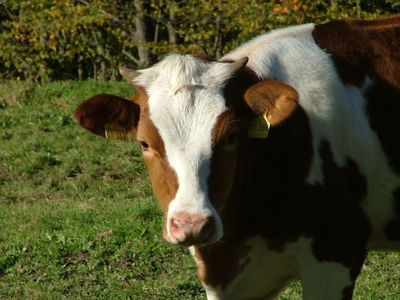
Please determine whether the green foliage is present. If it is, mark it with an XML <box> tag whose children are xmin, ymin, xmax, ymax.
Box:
<box><xmin>0</xmin><ymin>0</ymin><xmax>129</xmax><ymax>81</ymax></box>
<box><xmin>0</xmin><ymin>0</ymin><xmax>398</xmax><ymax>81</ymax></box>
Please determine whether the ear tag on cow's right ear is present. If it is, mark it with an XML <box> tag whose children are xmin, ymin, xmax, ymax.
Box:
<box><xmin>105</xmin><ymin>123</ymin><xmax>134</xmax><ymax>141</ymax></box>
<box><xmin>248</xmin><ymin>111</ymin><xmax>270</xmax><ymax>139</ymax></box>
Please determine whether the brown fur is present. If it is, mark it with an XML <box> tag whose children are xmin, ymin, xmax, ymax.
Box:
<box><xmin>312</xmin><ymin>15</ymin><xmax>400</xmax><ymax>88</ymax></box>
<box><xmin>75</xmin><ymin>94</ymin><xmax>140</xmax><ymax>136</ymax></box>
<box><xmin>208</xmin><ymin>109</ymin><xmax>240</xmax><ymax>211</ymax></box>
<box><xmin>195</xmin><ymin>240</ymin><xmax>252</xmax><ymax>289</ymax></box>
<box><xmin>244</xmin><ymin>80</ymin><xmax>299</xmax><ymax>126</ymax></box>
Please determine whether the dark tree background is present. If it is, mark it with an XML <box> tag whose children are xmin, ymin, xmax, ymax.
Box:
<box><xmin>0</xmin><ymin>0</ymin><xmax>398</xmax><ymax>82</ymax></box>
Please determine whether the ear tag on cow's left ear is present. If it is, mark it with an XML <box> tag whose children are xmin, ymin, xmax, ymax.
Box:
<box><xmin>248</xmin><ymin>111</ymin><xmax>270</xmax><ymax>139</ymax></box>
<box><xmin>105</xmin><ymin>123</ymin><xmax>134</xmax><ymax>141</ymax></box>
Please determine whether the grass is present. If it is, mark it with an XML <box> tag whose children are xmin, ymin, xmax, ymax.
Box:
<box><xmin>1</xmin><ymin>80</ymin><xmax>399</xmax><ymax>299</ymax></box>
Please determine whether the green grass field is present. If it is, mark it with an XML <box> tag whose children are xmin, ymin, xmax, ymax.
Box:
<box><xmin>1</xmin><ymin>80</ymin><xmax>399</xmax><ymax>299</ymax></box>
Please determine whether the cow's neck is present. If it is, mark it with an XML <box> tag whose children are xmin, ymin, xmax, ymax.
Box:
<box><xmin>193</xmin><ymin>104</ymin><xmax>313</xmax><ymax>288</ymax></box>
<box><xmin>230</xmin><ymin>104</ymin><xmax>313</xmax><ymax>241</ymax></box>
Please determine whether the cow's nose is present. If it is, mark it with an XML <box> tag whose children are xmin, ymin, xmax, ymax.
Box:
<box><xmin>169</xmin><ymin>213</ymin><xmax>216</xmax><ymax>245</ymax></box>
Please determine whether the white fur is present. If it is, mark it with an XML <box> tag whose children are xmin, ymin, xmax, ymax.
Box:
<box><xmin>134</xmin><ymin>55</ymin><xmax>238</xmax><ymax>243</ymax></box>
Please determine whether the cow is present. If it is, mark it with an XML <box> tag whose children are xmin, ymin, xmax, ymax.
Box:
<box><xmin>75</xmin><ymin>15</ymin><xmax>400</xmax><ymax>300</ymax></box>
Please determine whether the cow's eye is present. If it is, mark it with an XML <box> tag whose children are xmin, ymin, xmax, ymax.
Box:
<box><xmin>227</xmin><ymin>133</ymin><xmax>238</xmax><ymax>145</ymax></box>
<box><xmin>139</xmin><ymin>141</ymin><xmax>149</xmax><ymax>150</ymax></box>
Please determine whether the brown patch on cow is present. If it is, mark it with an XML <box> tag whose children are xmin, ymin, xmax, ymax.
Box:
<box><xmin>350</xmin><ymin>14</ymin><xmax>400</xmax><ymax>27</ymax></box>
<box><xmin>312</xmin><ymin>16</ymin><xmax>400</xmax><ymax>89</ymax></box>
<box><xmin>211</xmin><ymin>109</ymin><xmax>238</xmax><ymax>145</ymax></box>
<box><xmin>75</xmin><ymin>94</ymin><xmax>140</xmax><ymax>137</ymax></box>
<box><xmin>140</xmin><ymin>119</ymin><xmax>179</xmax><ymax>215</ymax></box>
<box><xmin>194</xmin><ymin>239</ymin><xmax>251</xmax><ymax>289</ymax></box>
<box><xmin>208</xmin><ymin>109</ymin><xmax>240</xmax><ymax>211</ymax></box>
<box><xmin>308</xmin><ymin>141</ymin><xmax>370</xmax><ymax>280</ymax></box>
<box><xmin>132</xmin><ymin>84</ymin><xmax>147</xmax><ymax>105</ymax></box>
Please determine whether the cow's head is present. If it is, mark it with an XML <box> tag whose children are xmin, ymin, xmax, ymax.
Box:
<box><xmin>75</xmin><ymin>55</ymin><xmax>298</xmax><ymax>246</ymax></box>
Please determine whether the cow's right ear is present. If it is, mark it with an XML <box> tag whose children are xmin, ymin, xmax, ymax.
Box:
<box><xmin>75</xmin><ymin>94</ymin><xmax>140</xmax><ymax>140</ymax></box>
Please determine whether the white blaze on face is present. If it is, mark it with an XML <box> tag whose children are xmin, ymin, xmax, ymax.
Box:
<box><xmin>134</xmin><ymin>54</ymin><xmax>235</xmax><ymax>243</ymax></box>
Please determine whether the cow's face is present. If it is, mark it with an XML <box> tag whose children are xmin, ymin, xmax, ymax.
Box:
<box><xmin>75</xmin><ymin>55</ymin><xmax>298</xmax><ymax>246</ymax></box>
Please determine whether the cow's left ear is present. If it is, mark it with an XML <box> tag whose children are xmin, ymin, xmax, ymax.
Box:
<box><xmin>244</xmin><ymin>80</ymin><xmax>298</xmax><ymax>126</ymax></box>
<box><xmin>75</xmin><ymin>94</ymin><xmax>140</xmax><ymax>140</ymax></box>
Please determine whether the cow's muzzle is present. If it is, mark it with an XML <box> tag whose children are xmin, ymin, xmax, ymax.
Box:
<box><xmin>169</xmin><ymin>213</ymin><xmax>216</xmax><ymax>245</ymax></box>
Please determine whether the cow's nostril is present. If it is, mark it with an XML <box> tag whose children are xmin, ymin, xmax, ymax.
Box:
<box><xmin>169</xmin><ymin>214</ymin><xmax>217</xmax><ymax>245</ymax></box>
<box><xmin>198</xmin><ymin>217</ymin><xmax>216</xmax><ymax>242</ymax></box>
<box><xmin>172</xmin><ymin>218</ymin><xmax>185</xmax><ymax>226</ymax></box>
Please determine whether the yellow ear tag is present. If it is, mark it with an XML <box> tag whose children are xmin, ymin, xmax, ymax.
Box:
<box><xmin>105</xmin><ymin>124</ymin><xmax>134</xmax><ymax>141</ymax></box>
<box><xmin>248</xmin><ymin>111</ymin><xmax>271</xmax><ymax>139</ymax></box>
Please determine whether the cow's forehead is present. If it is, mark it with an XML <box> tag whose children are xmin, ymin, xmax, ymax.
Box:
<box><xmin>134</xmin><ymin>54</ymin><xmax>231</xmax><ymax>150</ymax></box>
<box><xmin>134</xmin><ymin>54</ymin><xmax>235</xmax><ymax>91</ymax></box>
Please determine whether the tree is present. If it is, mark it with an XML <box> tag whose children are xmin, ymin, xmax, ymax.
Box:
<box><xmin>0</xmin><ymin>0</ymin><xmax>397</xmax><ymax>81</ymax></box>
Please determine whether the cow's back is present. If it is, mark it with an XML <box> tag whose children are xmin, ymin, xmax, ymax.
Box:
<box><xmin>312</xmin><ymin>15</ymin><xmax>400</xmax><ymax>89</ymax></box>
